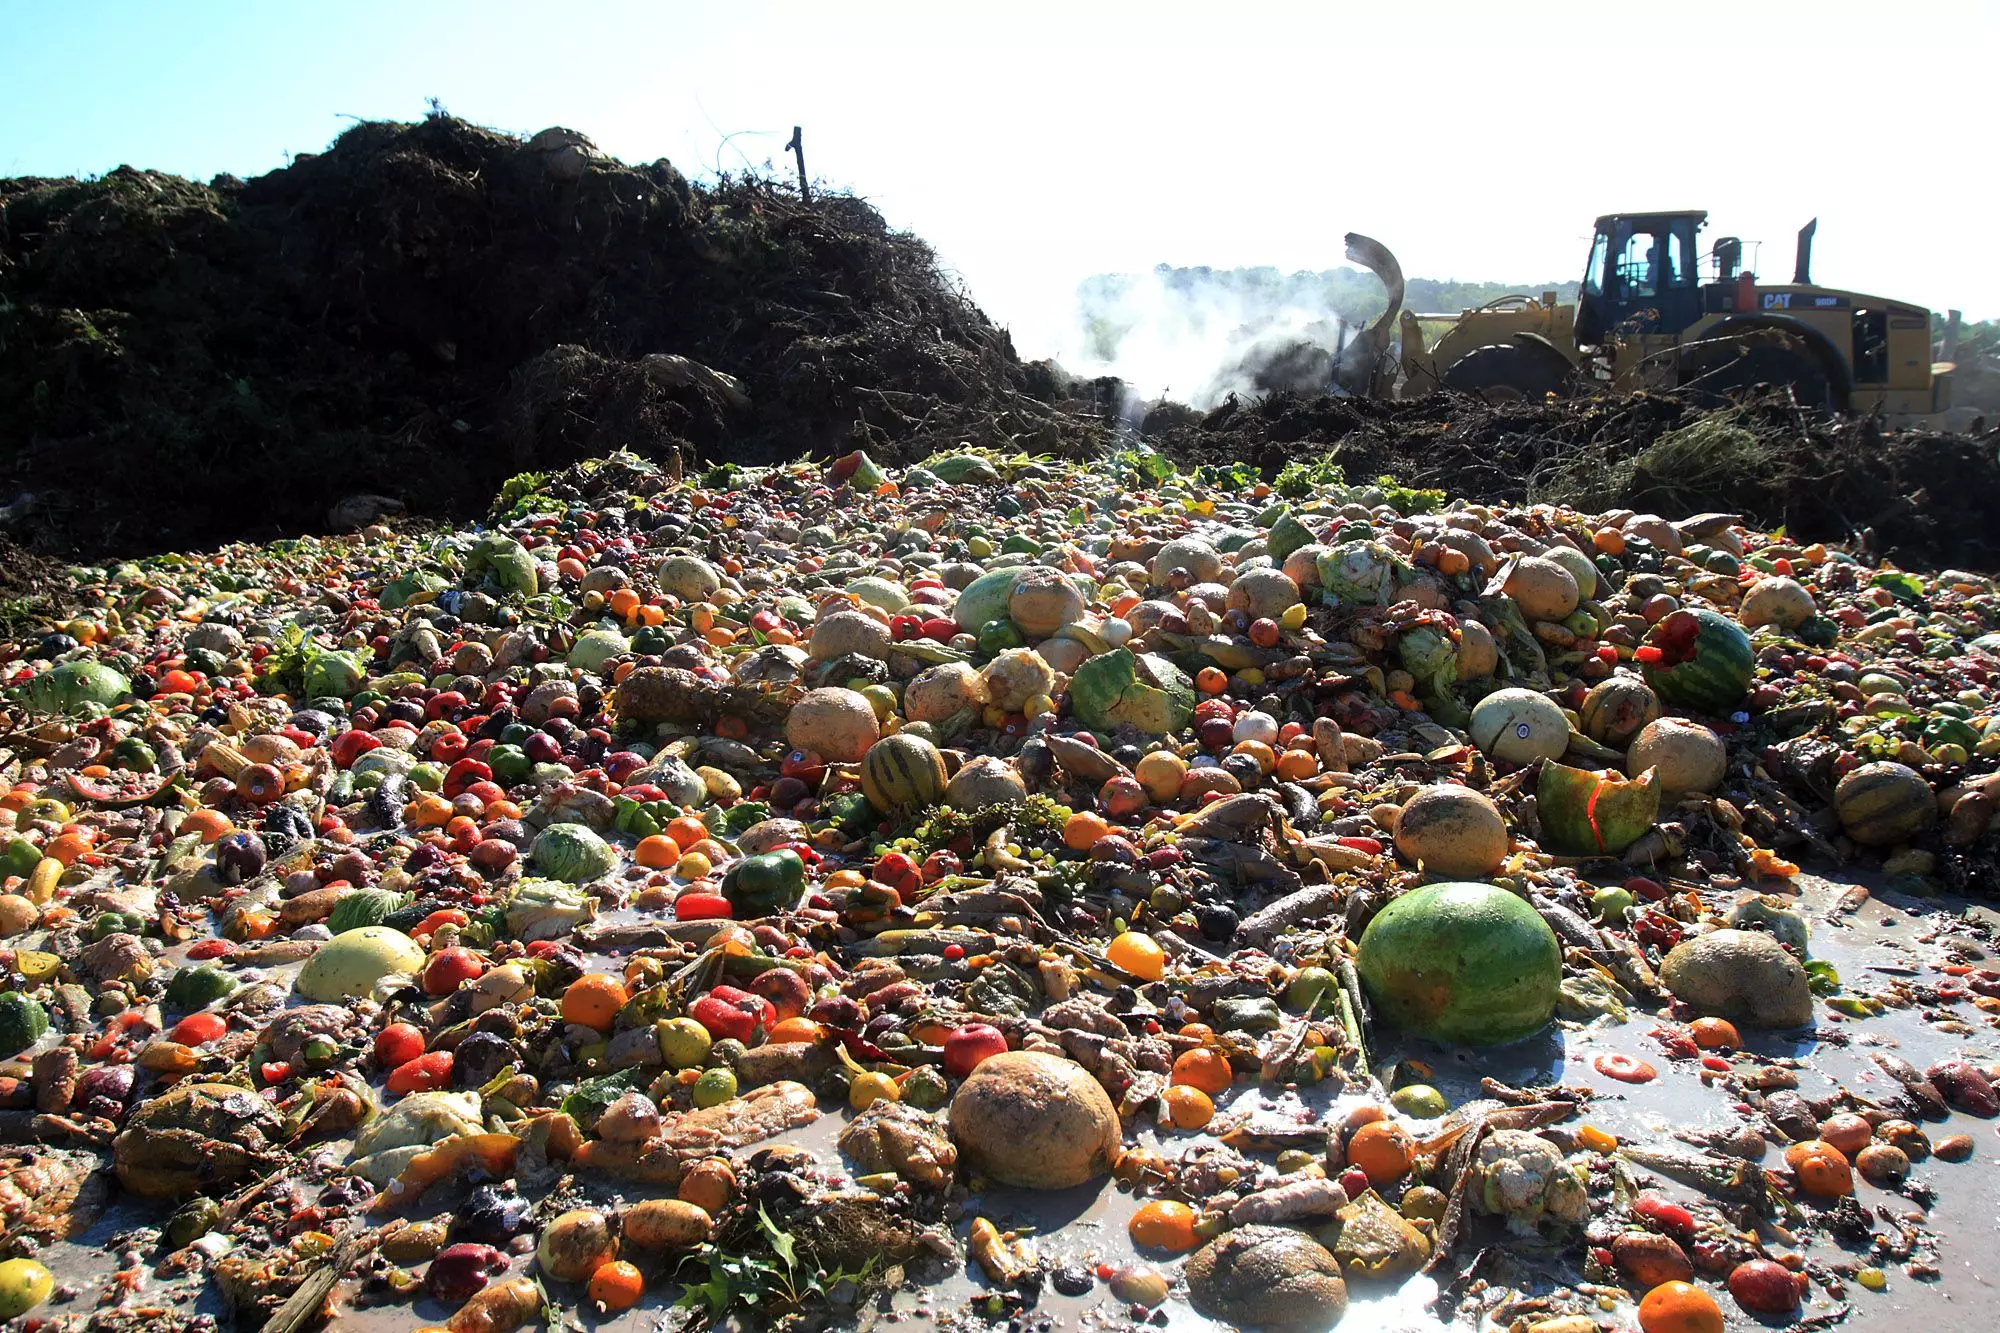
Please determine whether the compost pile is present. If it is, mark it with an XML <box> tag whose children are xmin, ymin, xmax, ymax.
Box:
<box><xmin>7</xmin><ymin>114</ymin><xmax>2000</xmax><ymax>585</ymax></box>
<box><xmin>0</xmin><ymin>444</ymin><xmax>1996</xmax><ymax>1332</ymax></box>
<box><xmin>0</xmin><ymin>116</ymin><xmax>1097</xmax><ymax>557</ymax></box>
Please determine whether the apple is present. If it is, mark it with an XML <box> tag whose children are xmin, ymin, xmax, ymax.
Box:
<box><xmin>943</xmin><ymin>1023</ymin><xmax>1009</xmax><ymax>1079</ymax></box>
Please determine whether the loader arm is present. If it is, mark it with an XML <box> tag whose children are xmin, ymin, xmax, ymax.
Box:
<box><xmin>1334</xmin><ymin>232</ymin><xmax>1404</xmax><ymax>396</ymax></box>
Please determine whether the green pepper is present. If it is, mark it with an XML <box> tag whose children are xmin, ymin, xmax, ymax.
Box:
<box><xmin>823</xmin><ymin>792</ymin><xmax>874</xmax><ymax>835</ymax></box>
<box><xmin>499</xmin><ymin>723</ymin><xmax>533</xmax><ymax>747</ymax></box>
<box><xmin>614</xmin><ymin>797</ymin><xmax>664</xmax><ymax>840</ymax></box>
<box><xmin>720</xmin><ymin>849</ymin><xmax>807</xmax><ymax>916</ymax></box>
<box><xmin>977</xmin><ymin>617</ymin><xmax>1025</xmax><ymax>656</ymax></box>
<box><xmin>164</xmin><ymin>962</ymin><xmax>238</xmax><ymax>1011</ymax></box>
<box><xmin>110</xmin><ymin>737</ymin><xmax>158</xmax><ymax>773</ymax></box>
<box><xmin>487</xmin><ymin>744</ymin><xmax>532</xmax><ymax>784</ymax></box>
<box><xmin>630</xmin><ymin>625</ymin><xmax>673</xmax><ymax>655</ymax></box>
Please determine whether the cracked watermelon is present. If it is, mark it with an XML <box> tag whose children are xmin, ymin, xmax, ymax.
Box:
<box><xmin>1640</xmin><ymin>608</ymin><xmax>1753</xmax><ymax>714</ymax></box>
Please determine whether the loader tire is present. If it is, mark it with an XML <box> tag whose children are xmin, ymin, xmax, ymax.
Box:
<box><xmin>1679</xmin><ymin>340</ymin><xmax>1838</xmax><ymax>412</ymax></box>
<box><xmin>1440</xmin><ymin>344</ymin><xmax>1570</xmax><ymax>406</ymax></box>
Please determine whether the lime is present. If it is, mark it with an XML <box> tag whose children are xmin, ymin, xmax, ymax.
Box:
<box><xmin>0</xmin><ymin>1257</ymin><xmax>52</xmax><ymax>1318</ymax></box>
<box><xmin>692</xmin><ymin>1066</ymin><xmax>739</xmax><ymax>1108</ymax></box>
<box><xmin>656</xmin><ymin>1017</ymin><xmax>713</xmax><ymax>1070</ymax></box>
<box><xmin>1389</xmin><ymin>1084</ymin><xmax>1449</xmax><ymax>1119</ymax></box>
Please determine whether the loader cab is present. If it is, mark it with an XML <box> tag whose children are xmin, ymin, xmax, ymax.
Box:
<box><xmin>1575</xmin><ymin>211</ymin><xmax>1706</xmax><ymax>345</ymax></box>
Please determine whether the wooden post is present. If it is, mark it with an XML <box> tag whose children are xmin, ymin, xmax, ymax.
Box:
<box><xmin>785</xmin><ymin>126</ymin><xmax>810</xmax><ymax>202</ymax></box>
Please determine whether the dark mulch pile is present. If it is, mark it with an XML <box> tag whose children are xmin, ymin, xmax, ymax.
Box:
<box><xmin>2</xmin><ymin>113</ymin><xmax>1994</xmax><ymax>572</ymax></box>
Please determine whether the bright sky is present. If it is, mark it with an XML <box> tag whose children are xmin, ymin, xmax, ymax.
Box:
<box><xmin>6</xmin><ymin>0</ymin><xmax>1995</xmax><ymax>364</ymax></box>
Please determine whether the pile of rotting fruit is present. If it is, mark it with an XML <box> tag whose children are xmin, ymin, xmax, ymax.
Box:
<box><xmin>0</xmin><ymin>443</ymin><xmax>1997</xmax><ymax>1333</ymax></box>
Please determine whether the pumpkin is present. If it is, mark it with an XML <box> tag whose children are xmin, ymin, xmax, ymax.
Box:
<box><xmin>861</xmin><ymin>734</ymin><xmax>949</xmax><ymax>813</ymax></box>
<box><xmin>1579</xmin><ymin>674</ymin><xmax>1662</xmax><ymax>747</ymax></box>
<box><xmin>1641</xmin><ymin>609</ymin><xmax>1754</xmax><ymax>713</ymax></box>
<box><xmin>1503</xmin><ymin>555</ymin><xmax>1580</xmax><ymax>622</ymax></box>
<box><xmin>785</xmin><ymin>688</ymin><xmax>881</xmax><ymax>763</ymax></box>
<box><xmin>1834</xmin><ymin>761</ymin><xmax>1938</xmax><ymax>847</ymax></box>
<box><xmin>903</xmin><ymin>662</ymin><xmax>989</xmax><ymax>723</ymax></box>
<box><xmin>946</xmin><ymin>756</ymin><xmax>1027</xmax><ymax>810</ymax></box>
<box><xmin>1468</xmin><ymin>688</ymin><xmax>1569</xmax><ymax>764</ymax></box>
<box><xmin>1225</xmin><ymin>568</ymin><xmax>1302</xmax><ymax>621</ymax></box>
<box><xmin>807</xmin><ymin>609</ymin><xmax>891</xmax><ymax>662</ymax></box>
<box><xmin>1008</xmin><ymin>567</ymin><xmax>1085</xmax><ymax>639</ymax></box>
<box><xmin>1393</xmin><ymin>785</ymin><xmax>1509</xmax><ymax>878</ymax></box>
<box><xmin>1626</xmin><ymin>718</ymin><xmax>1727</xmax><ymax>793</ymax></box>
<box><xmin>1739</xmin><ymin>577</ymin><xmax>1817</xmax><ymax>631</ymax></box>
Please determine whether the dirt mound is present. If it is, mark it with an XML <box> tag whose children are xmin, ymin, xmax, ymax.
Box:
<box><xmin>1146</xmin><ymin>390</ymin><xmax>2000</xmax><ymax>573</ymax></box>
<box><xmin>0</xmin><ymin>116</ymin><xmax>1100</xmax><ymax>556</ymax></box>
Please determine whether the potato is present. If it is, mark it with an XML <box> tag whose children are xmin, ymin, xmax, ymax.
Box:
<box><xmin>621</xmin><ymin>1199</ymin><xmax>713</xmax><ymax>1250</ymax></box>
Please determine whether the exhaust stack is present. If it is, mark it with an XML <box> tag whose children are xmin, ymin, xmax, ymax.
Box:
<box><xmin>1793</xmin><ymin>218</ymin><xmax>1817</xmax><ymax>285</ymax></box>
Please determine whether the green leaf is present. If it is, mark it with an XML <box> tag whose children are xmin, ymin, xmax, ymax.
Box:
<box><xmin>758</xmin><ymin>1204</ymin><xmax>799</xmax><ymax>1271</ymax></box>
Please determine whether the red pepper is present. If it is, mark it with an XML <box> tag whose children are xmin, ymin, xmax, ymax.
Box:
<box><xmin>328</xmin><ymin>730</ymin><xmax>381</xmax><ymax>769</ymax></box>
<box><xmin>186</xmin><ymin>939</ymin><xmax>236</xmax><ymax>961</ymax></box>
<box><xmin>1336</xmin><ymin>836</ymin><xmax>1382</xmax><ymax>854</ymax></box>
<box><xmin>260</xmin><ymin>1061</ymin><xmax>295</xmax><ymax>1085</ymax></box>
<box><xmin>443</xmin><ymin>758</ymin><xmax>492</xmax><ymax>798</ymax></box>
<box><xmin>674</xmin><ymin>893</ymin><xmax>734</xmax><ymax>922</ymax></box>
<box><xmin>690</xmin><ymin>985</ymin><xmax>774</xmax><ymax>1044</ymax></box>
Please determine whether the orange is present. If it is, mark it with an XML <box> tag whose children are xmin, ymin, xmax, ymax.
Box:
<box><xmin>635</xmin><ymin>835</ymin><xmax>682</xmax><ymax>869</ymax></box>
<box><xmin>1816</xmin><ymin>1113</ymin><xmax>1872</xmax><ymax>1157</ymax></box>
<box><xmin>608</xmin><ymin>589</ymin><xmax>642</xmax><ymax>621</ymax></box>
<box><xmin>1274</xmin><ymin>749</ymin><xmax>1318</xmax><ymax>782</ymax></box>
<box><xmin>180</xmin><ymin>808</ymin><xmax>233</xmax><ymax>843</ymax></box>
<box><xmin>1177</xmin><ymin>1022</ymin><xmax>1215</xmax><ymax>1042</ymax></box>
<box><xmin>1062</xmin><ymin>811</ymin><xmax>1110</xmax><ymax>851</ymax></box>
<box><xmin>767</xmin><ymin>1017</ymin><xmax>824</xmax><ymax>1045</ymax></box>
<box><xmin>1783</xmin><ymin>1140</ymin><xmax>1853</xmax><ymax>1198</ymax></box>
<box><xmin>1170</xmin><ymin>1048</ymin><xmax>1233</xmax><ymax>1096</ymax></box>
<box><xmin>561</xmin><ymin>974</ymin><xmax>630</xmax><ymax>1032</ymax></box>
<box><xmin>1636</xmin><ymin>1280</ymin><xmax>1723</xmax><ymax>1333</ymax></box>
<box><xmin>1127</xmin><ymin>1200</ymin><xmax>1197</xmax><ymax>1253</ymax></box>
<box><xmin>1687</xmin><ymin>1017</ymin><xmax>1739</xmax><ymax>1049</ymax></box>
<box><xmin>1105</xmin><ymin>931</ymin><xmax>1166</xmax><ymax>982</ymax></box>
<box><xmin>678</xmin><ymin>1157</ymin><xmax>735</xmax><ymax>1213</ymax></box>
<box><xmin>665</xmin><ymin>816</ymin><xmax>711</xmax><ymax>851</ymax></box>
<box><xmin>1165</xmin><ymin>1084</ymin><xmax>1214</xmax><ymax>1130</ymax></box>
<box><xmin>1346</xmin><ymin>1120</ymin><xmax>1415</xmax><ymax>1185</ymax></box>
<box><xmin>586</xmin><ymin>1260</ymin><xmax>644</xmax><ymax>1312</ymax></box>
<box><xmin>1195</xmin><ymin>666</ymin><xmax>1228</xmax><ymax>694</ymax></box>
<box><xmin>43</xmin><ymin>831</ymin><xmax>93</xmax><ymax>866</ymax></box>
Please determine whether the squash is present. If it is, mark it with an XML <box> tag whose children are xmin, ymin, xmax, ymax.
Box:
<box><xmin>861</xmin><ymin>734</ymin><xmax>949</xmax><ymax>813</ymax></box>
<box><xmin>1579</xmin><ymin>674</ymin><xmax>1662</xmax><ymax>748</ymax></box>
<box><xmin>785</xmin><ymin>688</ymin><xmax>880</xmax><ymax>763</ymax></box>
<box><xmin>1834</xmin><ymin>761</ymin><xmax>1938</xmax><ymax>847</ymax></box>
<box><xmin>530</xmin><ymin>824</ymin><xmax>619</xmax><ymax>883</ymax></box>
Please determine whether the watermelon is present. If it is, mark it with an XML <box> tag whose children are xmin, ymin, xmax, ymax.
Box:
<box><xmin>1356</xmin><ymin>881</ymin><xmax>1562</xmax><ymax>1045</ymax></box>
<box><xmin>1640</xmin><ymin>609</ymin><xmax>1753</xmax><ymax>714</ymax></box>
<box><xmin>952</xmin><ymin>569</ymin><xmax>1019</xmax><ymax>635</ymax></box>
<box><xmin>1070</xmin><ymin>650</ymin><xmax>1194</xmax><ymax>737</ymax></box>
<box><xmin>1833</xmin><ymin>761</ymin><xmax>1937</xmax><ymax>847</ymax></box>
<box><xmin>861</xmin><ymin>733</ymin><xmax>949</xmax><ymax>813</ymax></box>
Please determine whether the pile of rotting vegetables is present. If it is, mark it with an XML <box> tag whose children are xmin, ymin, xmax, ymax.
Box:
<box><xmin>0</xmin><ymin>443</ymin><xmax>1998</xmax><ymax>1333</ymax></box>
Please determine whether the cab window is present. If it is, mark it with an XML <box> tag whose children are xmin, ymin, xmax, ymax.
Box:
<box><xmin>1615</xmin><ymin>231</ymin><xmax>1657</xmax><ymax>298</ymax></box>
<box><xmin>1582</xmin><ymin>231</ymin><xmax>1609</xmax><ymax>297</ymax></box>
<box><xmin>1663</xmin><ymin>228</ymin><xmax>1689</xmax><ymax>288</ymax></box>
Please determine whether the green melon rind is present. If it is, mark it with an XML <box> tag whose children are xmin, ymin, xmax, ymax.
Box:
<box><xmin>1642</xmin><ymin>609</ymin><xmax>1753</xmax><ymax>714</ymax></box>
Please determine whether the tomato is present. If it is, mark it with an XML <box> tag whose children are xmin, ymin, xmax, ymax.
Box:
<box><xmin>674</xmin><ymin>892</ymin><xmax>734</xmax><ymax>921</ymax></box>
<box><xmin>385</xmin><ymin>1050</ymin><xmax>454</xmax><ymax>1095</ymax></box>
<box><xmin>170</xmin><ymin>1012</ymin><xmax>229</xmax><ymax>1046</ymax></box>
<box><xmin>422</xmin><ymin>947</ymin><xmax>487</xmax><ymax>996</ymax></box>
<box><xmin>690</xmin><ymin>986</ymin><xmax>773</xmax><ymax>1044</ymax></box>
<box><xmin>374</xmin><ymin>1022</ymin><xmax>427</xmax><ymax>1069</ymax></box>
<box><xmin>185</xmin><ymin>939</ymin><xmax>235</xmax><ymax>961</ymax></box>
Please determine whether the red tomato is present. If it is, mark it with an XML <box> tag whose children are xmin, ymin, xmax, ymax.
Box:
<box><xmin>374</xmin><ymin>1023</ymin><xmax>427</xmax><ymax>1069</ymax></box>
<box><xmin>385</xmin><ymin>1050</ymin><xmax>454</xmax><ymax>1094</ymax></box>
<box><xmin>690</xmin><ymin>986</ymin><xmax>773</xmax><ymax>1044</ymax></box>
<box><xmin>422</xmin><ymin>947</ymin><xmax>487</xmax><ymax>996</ymax></box>
<box><xmin>186</xmin><ymin>939</ymin><xmax>236</xmax><ymax>961</ymax></box>
<box><xmin>170</xmin><ymin>1012</ymin><xmax>229</xmax><ymax>1046</ymax></box>
<box><xmin>328</xmin><ymin>730</ymin><xmax>381</xmax><ymax>768</ymax></box>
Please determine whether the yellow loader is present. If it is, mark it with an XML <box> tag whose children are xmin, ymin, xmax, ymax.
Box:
<box><xmin>1340</xmin><ymin>214</ymin><xmax>1955</xmax><ymax>422</ymax></box>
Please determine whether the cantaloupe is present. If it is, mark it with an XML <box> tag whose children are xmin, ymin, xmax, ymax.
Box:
<box><xmin>1503</xmin><ymin>556</ymin><xmax>1580</xmax><ymax>622</ymax></box>
<box><xmin>1393</xmin><ymin>785</ymin><xmax>1509</xmax><ymax>878</ymax></box>
<box><xmin>1469</xmin><ymin>688</ymin><xmax>1569</xmax><ymax>764</ymax></box>
<box><xmin>948</xmin><ymin>1051</ymin><xmax>1120</xmax><ymax>1189</ymax></box>
<box><xmin>1580</xmin><ymin>674</ymin><xmax>1662</xmax><ymax>748</ymax></box>
<box><xmin>785</xmin><ymin>688</ymin><xmax>881</xmax><ymax>763</ymax></box>
<box><xmin>1626</xmin><ymin>717</ymin><xmax>1727</xmax><ymax>793</ymax></box>
<box><xmin>1008</xmin><ymin>567</ymin><xmax>1086</xmax><ymax>639</ymax></box>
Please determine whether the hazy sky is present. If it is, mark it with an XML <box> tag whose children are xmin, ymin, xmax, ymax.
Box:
<box><xmin>7</xmin><ymin>0</ymin><xmax>1994</xmax><ymax>366</ymax></box>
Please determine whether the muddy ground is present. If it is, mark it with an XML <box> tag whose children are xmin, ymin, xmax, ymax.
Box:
<box><xmin>4</xmin><ymin>116</ymin><xmax>1997</xmax><ymax>575</ymax></box>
